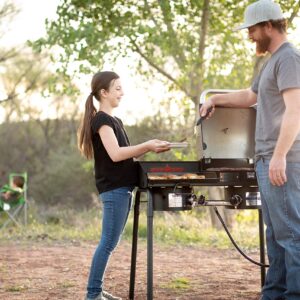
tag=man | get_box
[200,1,300,299]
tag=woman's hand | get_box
[147,139,170,153]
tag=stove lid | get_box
[198,106,256,159]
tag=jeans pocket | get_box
[293,164,300,188]
[292,237,300,251]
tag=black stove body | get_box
[138,159,260,211]
[129,91,265,300]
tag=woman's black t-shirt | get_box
[91,111,138,194]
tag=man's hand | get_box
[269,155,287,186]
[199,97,215,119]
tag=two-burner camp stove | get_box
[138,158,260,210]
[129,90,266,300]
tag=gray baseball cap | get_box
[234,0,284,31]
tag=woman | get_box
[78,71,170,300]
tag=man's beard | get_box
[256,35,271,56]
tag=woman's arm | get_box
[99,125,170,162]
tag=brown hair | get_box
[12,176,25,188]
[78,71,120,159]
[257,19,287,33]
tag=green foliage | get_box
[0,204,260,250]
[31,147,95,208]
[5,285,28,292]
[30,0,300,137]
[161,277,191,290]
[32,0,270,108]
[236,209,259,224]
[0,119,95,208]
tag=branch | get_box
[0,1,19,22]
[0,48,19,63]
[130,37,193,98]
[0,93,17,103]
[197,0,210,75]
[288,0,300,24]
[0,61,45,104]
[158,0,187,68]
[143,0,160,28]
[189,0,210,101]
[1,64,34,103]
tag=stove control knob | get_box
[198,195,206,205]
[230,194,243,208]
[185,194,196,205]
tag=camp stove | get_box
[129,90,265,300]
[138,158,261,211]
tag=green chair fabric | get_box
[0,172,28,229]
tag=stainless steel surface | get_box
[199,89,239,104]
[200,107,256,158]
[198,89,256,159]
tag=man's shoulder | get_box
[269,43,300,70]
[279,42,300,58]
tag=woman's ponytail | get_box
[78,94,96,159]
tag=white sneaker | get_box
[102,291,122,300]
[85,293,104,300]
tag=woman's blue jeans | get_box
[256,159,300,300]
[86,187,133,299]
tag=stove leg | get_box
[258,209,266,287]
[147,189,154,300]
[129,190,141,300]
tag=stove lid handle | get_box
[199,89,239,104]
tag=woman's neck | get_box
[99,104,114,116]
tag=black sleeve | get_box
[91,113,114,134]
[115,117,123,126]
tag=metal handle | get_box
[199,89,240,104]
[197,89,239,126]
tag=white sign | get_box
[168,193,183,208]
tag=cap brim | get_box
[233,23,251,31]
[234,16,285,32]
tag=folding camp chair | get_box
[0,172,28,229]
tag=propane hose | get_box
[214,207,269,268]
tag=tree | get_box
[31,0,300,225]
[30,0,300,225]
[0,49,91,206]
[0,0,19,64]
[0,1,96,208]
[33,0,257,108]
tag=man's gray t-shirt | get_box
[252,42,300,162]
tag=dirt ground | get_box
[0,240,263,300]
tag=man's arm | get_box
[269,88,300,186]
[199,88,257,117]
